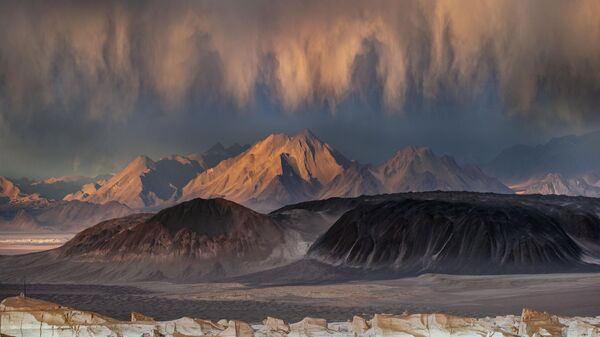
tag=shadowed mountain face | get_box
[307,199,593,274]
[189,142,250,169]
[63,156,204,209]
[487,130,600,184]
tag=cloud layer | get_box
[2,1,600,116]
[1,0,600,177]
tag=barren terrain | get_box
[2,273,600,323]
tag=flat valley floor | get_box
[2,273,600,323]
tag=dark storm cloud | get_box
[1,0,600,177]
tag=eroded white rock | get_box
[2,296,600,337]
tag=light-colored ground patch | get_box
[0,232,74,255]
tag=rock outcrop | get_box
[2,295,600,337]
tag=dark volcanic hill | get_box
[307,199,597,274]
[0,198,303,283]
[236,192,600,284]
[270,191,600,244]
[61,198,290,259]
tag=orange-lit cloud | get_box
[1,0,600,123]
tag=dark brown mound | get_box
[60,198,286,259]
[0,198,300,283]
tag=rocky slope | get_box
[0,198,303,282]
[2,295,599,337]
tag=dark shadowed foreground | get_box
[2,272,600,322]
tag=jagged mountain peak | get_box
[393,145,434,157]
[294,128,318,139]
[181,131,511,211]
[510,172,600,197]
[385,146,457,166]
[63,154,201,209]
[62,143,246,209]
[125,155,156,171]
[181,131,350,211]
[375,145,510,194]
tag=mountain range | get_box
[64,143,249,209]
[0,143,248,232]
[181,130,510,211]
[38,129,510,213]
[4,128,600,233]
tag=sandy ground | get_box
[2,273,600,323]
[0,233,74,255]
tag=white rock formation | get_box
[2,296,600,337]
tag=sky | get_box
[1,0,600,179]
